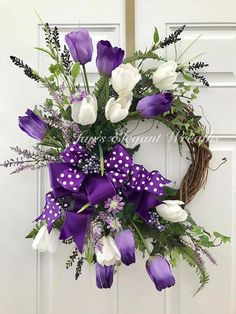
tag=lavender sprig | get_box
[11,162,48,174]
[91,221,103,251]
[160,25,186,48]
[41,105,81,144]
[10,56,40,82]
[1,145,58,174]
[200,248,217,265]
[61,45,72,75]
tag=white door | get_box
[0,1,235,314]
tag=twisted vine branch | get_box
[125,111,213,205]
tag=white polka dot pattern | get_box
[57,167,86,193]
[105,144,133,188]
[129,164,171,195]
[60,142,89,165]
[35,192,63,231]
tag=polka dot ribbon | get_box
[51,142,133,201]
[36,142,171,236]
[35,192,69,231]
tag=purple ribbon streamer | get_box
[59,210,90,254]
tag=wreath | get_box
[2,23,230,293]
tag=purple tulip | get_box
[65,28,93,65]
[96,263,114,289]
[115,229,136,266]
[146,255,175,291]
[19,109,47,140]
[96,40,124,77]
[137,93,173,118]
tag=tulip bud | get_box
[111,64,141,97]
[146,255,175,291]
[115,229,136,266]
[95,236,121,266]
[96,263,114,289]
[153,61,178,91]
[65,28,93,65]
[19,109,47,140]
[32,225,59,254]
[105,94,133,123]
[71,94,97,125]
[156,200,188,222]
[96,40,124,77]
[137,93,173,118]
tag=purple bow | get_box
[36,143,133,253]
[35,142,170,253]
[49,142,132,204]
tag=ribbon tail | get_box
[59,211,89,254]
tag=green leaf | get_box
[61,105,72,121]
[35,47,54,58]
[191,226,204,236]
[49,63,61,76]
[71,62,80,78]
[182,72,195,81]
[199,235,214,248]
[44,98,53,108]
[163,186,178,197]
[213,231,231,244]
[153,27,159,44]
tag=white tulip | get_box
[95,236,121,266]
[71,94,97,125]
[111,64,141,97]
[153,61,178,91]
[105,94,133,123]
[32,225,59,254]
[156,200,188,223]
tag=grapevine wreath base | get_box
[2,23,229,293]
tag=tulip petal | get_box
[96,263,114,289]
[146,256,175,291]
[115,229,136,265]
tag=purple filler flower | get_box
[96,40,124,77]
[115,229,136,266]
[65,28,93,65]
[69,89,87,104]
[19,109,47,140]
[137,93,173,118]
[146,255,175,291]
[104,195,125,213]
[96,263,114,289]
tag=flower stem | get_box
[98,143,104,176]
[105,77,110,102]
[130,220,152,256]
[82,64,90,94]
[78,202,90,213]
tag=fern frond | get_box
[124,50,165,64]
[94,76,108,107]
[177,245,209,294]
[25,222,45,239]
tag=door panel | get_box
[0,0,235,314]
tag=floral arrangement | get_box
[3,24,230,293]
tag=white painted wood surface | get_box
[0,1,235,313]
